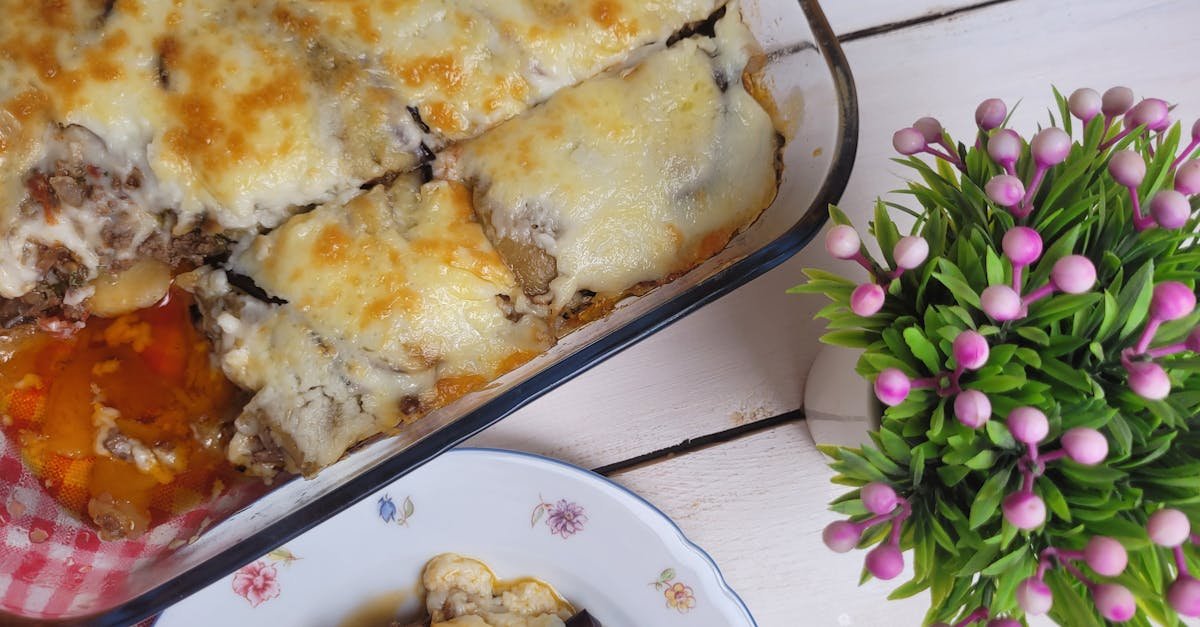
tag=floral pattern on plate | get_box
[231,548,300,608]
[531,496,587,538]
[377,494,415,526]
[652,568,697,614]
[159,449,753,627]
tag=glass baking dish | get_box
[2,0,857,623]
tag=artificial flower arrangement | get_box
[793,88,1200,626]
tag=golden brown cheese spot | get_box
[361,279,419,327]
[271,5,319,42]
[434,375,486,408]
[589,0,637,40]
[5,89,51,122]
[162,41,307,173]
[397,54,466,93]
[315,224,350,265]
[351,4,379,45]
[424,101,465,135]
[234,74,304,115]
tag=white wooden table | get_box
[466,1,1200,624]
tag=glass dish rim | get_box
[7,1,858,623]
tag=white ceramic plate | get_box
[156,448,755,626]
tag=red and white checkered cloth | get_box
[0,432,262,622]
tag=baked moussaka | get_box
[0,0,784,534]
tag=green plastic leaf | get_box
[903,327,942,373]
[969,466,1013,529]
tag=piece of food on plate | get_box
[439,4,781,332]
[413,554,577,627]
[188,176,552,478]
[0,0,726,325]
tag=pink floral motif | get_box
[547,500,587,538]
[232,560,280,607]
[530,496,587,538]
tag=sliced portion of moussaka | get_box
[0,0,426,323]
[278,0,724,144]
[188,176,551,477]
[439,6,781,332]
[0,0,724,324]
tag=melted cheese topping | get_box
[280,0,722,142]
[190,176,550,476]
[0,0,720,302]
[441,7,779,323]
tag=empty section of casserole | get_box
[0,0,730,324]
[188,176,551,477]
[439,5,781,332]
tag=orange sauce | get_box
[0,289,244,540]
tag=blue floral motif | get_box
[378,495,397,523]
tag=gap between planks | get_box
[837,0,1018,43]
[591,408,805,476]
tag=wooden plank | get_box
[822,0,1002,39]
[608,422,931,626]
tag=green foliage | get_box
[799,97,1200,625]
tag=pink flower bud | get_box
[1109,150,1147,187]
[874,368,912,407]
[1069,88,1102,122]
[1084,536,1128,577]
[1031,127,1071,166]
[851,283,886,317]
[987,620,1021,627]
[1051,255,1097,294]
[823,520,861,553]
[988,129,1023,167]
[825,224,861,259]
[1017,577,1054,615]
[865,543,904,580]
[893,127,926,156]
[1151,190,1192,229]
[1093,583,1136,622]
[1193,119,1200,142]
[953,330,990,370]
[1168,575,1200,618]
[1102,86,1135,118]
[981,285,1022,321]
[1061,427,1109,466]
[1187,327,1200,352]
[1007,407,1049,445]
[1127,98,1171,132]
[1151,281,1196,321]
[1148,508,1191,547]
[954,390,991,429]
[985,174,1025,207]
[1177,160,1200,195]
[1128,361,1171,400]
[1002,227,1043,267]
[1003,491,1046,530]
[976,98,1007,131]
[860,482,899,516]
[893,236,929,270]
[913,117,943,144]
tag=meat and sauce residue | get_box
[0,288,243,540]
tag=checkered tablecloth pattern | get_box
[0,432,261,621]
